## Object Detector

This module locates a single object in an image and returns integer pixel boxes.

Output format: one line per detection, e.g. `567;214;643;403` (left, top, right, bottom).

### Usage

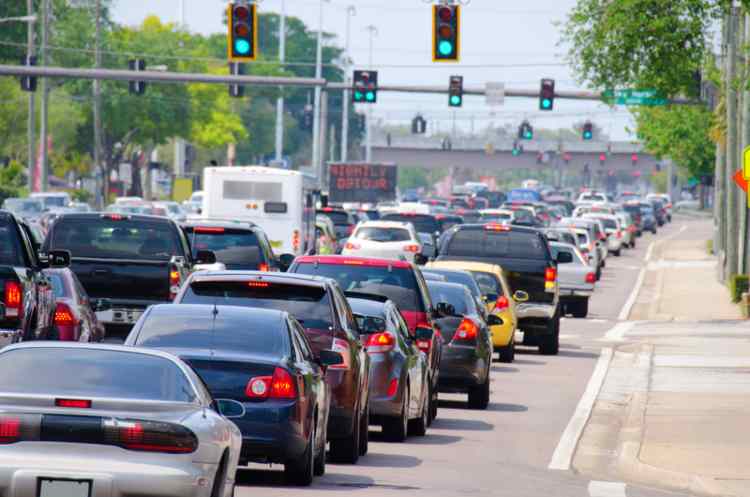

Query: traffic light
511;141;523;156
631;153;639;165
599;153;607;165
227;3;258;62
301;104;313;131
20;55;37;92
539;78;555;111
353;70;378;104
448;75;463;107
433;5;460;62
582;121;593;140
228;62;244;98
412;115;427;134
519;121;533;140
128;59;146;95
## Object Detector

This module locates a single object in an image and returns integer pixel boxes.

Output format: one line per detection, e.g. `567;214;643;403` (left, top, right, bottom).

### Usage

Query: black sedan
348;294;432;442
427;281;495;410
125;304;341;486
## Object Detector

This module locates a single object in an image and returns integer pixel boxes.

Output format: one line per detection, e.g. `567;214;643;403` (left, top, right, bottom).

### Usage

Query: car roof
53;212;172;223
427;260;506;276
347;297;389;316
189;270;331;287
2;340;187;364
182;219;257;230
295;255;414;270
356;220;413;230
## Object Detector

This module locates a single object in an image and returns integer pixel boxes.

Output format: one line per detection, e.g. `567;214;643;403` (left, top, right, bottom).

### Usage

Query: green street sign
601;89;668;106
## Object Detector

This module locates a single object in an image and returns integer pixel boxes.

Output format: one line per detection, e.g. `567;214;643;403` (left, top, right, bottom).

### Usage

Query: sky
111;0;636;141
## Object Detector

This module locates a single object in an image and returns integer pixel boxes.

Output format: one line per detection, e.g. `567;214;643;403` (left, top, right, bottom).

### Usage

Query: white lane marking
588;481;627;497
548;347;613;470
617;266;646;321
600;321;635;342
644;240;655;263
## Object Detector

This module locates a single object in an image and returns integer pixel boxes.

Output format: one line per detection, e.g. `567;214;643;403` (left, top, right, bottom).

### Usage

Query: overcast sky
112;0;636;141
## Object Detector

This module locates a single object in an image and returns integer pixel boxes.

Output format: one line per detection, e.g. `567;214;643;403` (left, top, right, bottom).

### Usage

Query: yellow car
425;260;519;362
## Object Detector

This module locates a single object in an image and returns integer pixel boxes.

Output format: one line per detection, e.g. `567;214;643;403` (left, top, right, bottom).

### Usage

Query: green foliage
70;188;91;203
729;274;749;303
398;168;430;190
0;161;28;203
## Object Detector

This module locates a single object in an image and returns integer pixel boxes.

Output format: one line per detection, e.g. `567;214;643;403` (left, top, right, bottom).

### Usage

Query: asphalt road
234;220;692;497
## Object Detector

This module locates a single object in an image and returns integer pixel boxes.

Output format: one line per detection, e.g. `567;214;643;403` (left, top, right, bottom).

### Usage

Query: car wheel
601;258;606;268
467;374;490;410
285;423;315;485
572;299;589;319
210;456;228;497
328;410;360;464
408;390;428;437
429;381;439;424
313;415;326;477
358;402;369;456
539;312;560;356
613;249;621;257
382;386;409;442
596;267;602;281
498;338;515;363
652;228;657;234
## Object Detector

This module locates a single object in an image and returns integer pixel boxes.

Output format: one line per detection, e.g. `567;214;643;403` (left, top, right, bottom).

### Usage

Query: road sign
743;146;750;180
602;89;667;106
328;163;397;203
485;82;505;106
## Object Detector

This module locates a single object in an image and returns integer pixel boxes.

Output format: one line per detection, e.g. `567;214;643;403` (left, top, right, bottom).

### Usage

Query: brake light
55;398;91;409
248;281;270;288
3;281;22;319
104;419;198;453
616;231;622;239
403;244;420;253
169;268;181;300
102;213;127;221
246;367;297;400
329;338;352;370
342;259;365;265
258;262;270;272
586;272;596;284
0;417;20;444
366;332;395;353
193;226;225;234
545;267;557;282
53;303;76;341
484;223;510;232
495;295;509;310
322;207;333;212
292;230;300;252
345;242;361;250
453;318;478;342
386;378;399;397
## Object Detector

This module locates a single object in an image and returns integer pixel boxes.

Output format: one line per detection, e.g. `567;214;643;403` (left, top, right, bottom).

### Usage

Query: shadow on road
354;452;423;468
236;468;376;490
430;417;494;431
491;365;520;373
408;433;463;445
486;402;528;412
511;357;547;365
556;349;599;359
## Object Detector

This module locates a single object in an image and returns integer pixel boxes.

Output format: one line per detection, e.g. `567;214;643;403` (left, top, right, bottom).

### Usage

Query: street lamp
0;15;37;23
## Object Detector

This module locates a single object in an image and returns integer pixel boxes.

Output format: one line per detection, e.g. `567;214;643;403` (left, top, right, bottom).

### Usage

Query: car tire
497;338;515;363
408;391;428;437
329;411;360;464
652;228;657;234
539;312;560;356
428;380;438;425
601;258;606;268
572;299;589;319
358;402;369;456
467;373;490;410
382;386;409;443
210;455;230;497
596;267;602;281
613;249;621;257
285;423;315;486
313;415;326;477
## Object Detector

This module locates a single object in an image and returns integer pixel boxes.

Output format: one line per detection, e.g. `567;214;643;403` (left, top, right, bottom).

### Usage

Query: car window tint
355;227;411;242
0;348;196;402
0;222;24;267
471;271;504;296
380;214;439;234
292;323;314;361
445;229;547;259
427;282;470;315
47;273;68;298
185;228;263;266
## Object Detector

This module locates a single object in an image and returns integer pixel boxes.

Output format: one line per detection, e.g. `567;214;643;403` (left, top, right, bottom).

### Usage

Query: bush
729;274;749;303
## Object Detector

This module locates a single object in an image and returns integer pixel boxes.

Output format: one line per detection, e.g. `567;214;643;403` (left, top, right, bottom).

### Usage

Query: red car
289;255;443;423
43;268;105;342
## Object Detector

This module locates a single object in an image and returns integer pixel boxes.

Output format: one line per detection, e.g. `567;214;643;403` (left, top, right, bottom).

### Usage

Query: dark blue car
125;304;342;486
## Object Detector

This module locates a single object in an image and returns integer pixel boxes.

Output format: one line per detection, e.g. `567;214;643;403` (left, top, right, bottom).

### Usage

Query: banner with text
328;163;398;203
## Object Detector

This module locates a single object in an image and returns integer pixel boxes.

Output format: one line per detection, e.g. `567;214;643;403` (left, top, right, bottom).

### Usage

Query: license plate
39;479;91;497
97;308;142;324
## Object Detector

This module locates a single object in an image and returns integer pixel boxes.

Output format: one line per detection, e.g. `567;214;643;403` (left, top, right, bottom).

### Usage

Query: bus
202;166;319;256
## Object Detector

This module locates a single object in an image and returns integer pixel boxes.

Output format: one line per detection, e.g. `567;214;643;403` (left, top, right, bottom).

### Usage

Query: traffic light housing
128;59;146;95
301;104;313;131
227;3;258;62
448;75;463;107
353;70;378;104
433;5;460;62
519;121;533;140
539;78;555;111
511;141;523;156
20;55;37;92
582;121;593;140
412;115;427;134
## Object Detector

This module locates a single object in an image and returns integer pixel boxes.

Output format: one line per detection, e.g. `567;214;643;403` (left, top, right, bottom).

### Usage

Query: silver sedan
0;343;242;497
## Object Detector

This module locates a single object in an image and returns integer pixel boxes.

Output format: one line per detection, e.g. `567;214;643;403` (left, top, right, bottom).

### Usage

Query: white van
202;166;318;256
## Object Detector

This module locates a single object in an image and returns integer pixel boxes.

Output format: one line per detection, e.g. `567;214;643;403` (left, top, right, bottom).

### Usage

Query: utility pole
725;6;740;277
319;90;328;188
740;12;750;274
715;11;730;281
341;6;355;162
743;12;750;273
26;0;35;192
365;24;378;163
273;0;286;163
311;0;326;185
93;0;103;207
39;0;49;192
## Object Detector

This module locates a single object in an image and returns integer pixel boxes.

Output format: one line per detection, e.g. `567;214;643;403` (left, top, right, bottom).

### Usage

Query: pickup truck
42;213;214;338
437;223;569;355
0;210;69;346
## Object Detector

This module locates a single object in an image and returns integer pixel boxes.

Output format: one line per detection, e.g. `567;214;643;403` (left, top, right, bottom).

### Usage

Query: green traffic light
354;90;363;101
524;131;533;139
366;91;375;102
234;39;250;55
512;148;520;157
438;40;454;56
450;95;462;106
541;98;552;109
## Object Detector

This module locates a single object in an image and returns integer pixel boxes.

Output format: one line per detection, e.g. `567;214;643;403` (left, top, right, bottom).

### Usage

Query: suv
174;270;370;464
380;213;441;237
289;255;442;422
317;207;358;248
437;223;568;355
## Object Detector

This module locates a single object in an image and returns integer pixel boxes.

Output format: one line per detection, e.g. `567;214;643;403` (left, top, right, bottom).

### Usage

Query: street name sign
602;89;667;106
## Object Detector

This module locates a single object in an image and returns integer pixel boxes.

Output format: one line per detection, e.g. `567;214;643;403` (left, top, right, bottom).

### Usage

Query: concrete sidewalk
574;218;750;497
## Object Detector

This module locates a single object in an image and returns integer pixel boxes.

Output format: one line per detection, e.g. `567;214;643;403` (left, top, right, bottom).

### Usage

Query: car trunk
72;258;170;302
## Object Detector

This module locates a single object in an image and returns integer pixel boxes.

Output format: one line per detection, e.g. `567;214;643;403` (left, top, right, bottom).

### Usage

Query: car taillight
344;242;361;250
545;267;557;291
616;231;622;239
599;234;606;241
0;417;20;444
258;262;270;272
329;338;352;370
586;272;596;284
245;367;297;400
495;295;509;310
386;378;399;397
366;332;395;353
55;398;91;408
103;418;198;453
169;268;181;300
453;318;478;343
403;244;421;253
3;281;22;319
53;303;77;341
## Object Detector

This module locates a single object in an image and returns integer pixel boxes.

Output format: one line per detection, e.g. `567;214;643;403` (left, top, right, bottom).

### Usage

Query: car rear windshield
428;283;474;315
590;218;617;230
185;228;263;266
424;270;481;299
437;219;462;232
318;211;350;225
182;281;334;330
293;263;424;312
356;227;411;242
381;214;439;234
444;229;548;260
0;348;195;402
470;271;504;297
0;221;24;266
48;217;179;260
134;308;285;355
577;233;589;244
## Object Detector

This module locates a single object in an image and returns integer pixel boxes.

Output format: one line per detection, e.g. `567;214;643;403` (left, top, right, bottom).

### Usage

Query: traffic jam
0;169;674;496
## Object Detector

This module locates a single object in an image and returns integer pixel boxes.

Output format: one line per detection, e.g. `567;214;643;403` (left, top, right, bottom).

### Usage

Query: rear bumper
234;401;307;464
438;346;485;392
515;301;556;320
559;288;593;300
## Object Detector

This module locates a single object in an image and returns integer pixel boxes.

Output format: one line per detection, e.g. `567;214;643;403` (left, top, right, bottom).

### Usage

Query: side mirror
195;250;216;265
94;298;112;312
556;252;574;264
513;290;530;303
46;250;71;268
435;302;456;317
415;325;434;341
487;314;504;326
318;349;344;368
215;398;246;419
278;253;296;272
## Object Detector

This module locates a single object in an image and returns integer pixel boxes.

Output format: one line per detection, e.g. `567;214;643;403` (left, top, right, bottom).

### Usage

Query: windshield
381;214;439;234
427;282;473;315
3;199;42;214
355;227;411;242
444;229;549;260
185;228;263;267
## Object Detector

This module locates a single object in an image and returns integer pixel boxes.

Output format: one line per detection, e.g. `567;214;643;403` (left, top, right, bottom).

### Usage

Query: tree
0;161;27;202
